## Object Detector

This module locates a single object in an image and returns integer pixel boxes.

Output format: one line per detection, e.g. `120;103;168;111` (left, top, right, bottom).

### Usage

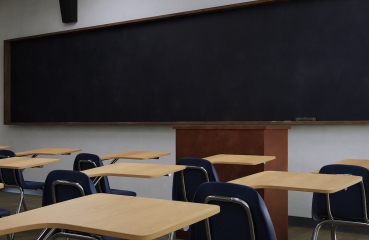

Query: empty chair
42;169;96;207
311;164;369;240
189;182;277;240
169;157;220;240
73;153;136;196
172;157;220;202
39;169;121;240
0;150;44;214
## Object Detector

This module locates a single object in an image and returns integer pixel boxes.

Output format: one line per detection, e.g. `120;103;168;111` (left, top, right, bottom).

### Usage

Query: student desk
229;171;362;239
0;146;11;150
0;157;60;214
100;151;171;164
204;154;275;165
229;171;362;193
16;148;81;158
0;194;219;240
82;162;185;185
312;159;369;173
0;157;60;169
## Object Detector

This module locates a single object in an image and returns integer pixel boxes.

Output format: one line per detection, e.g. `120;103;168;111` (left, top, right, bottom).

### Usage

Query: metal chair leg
168;232;174;240
331;224;338;240
311;220;325;240
22;197;28;211
47;232;99;240
36;228;53;240
39;228;57;240
16;187;25;214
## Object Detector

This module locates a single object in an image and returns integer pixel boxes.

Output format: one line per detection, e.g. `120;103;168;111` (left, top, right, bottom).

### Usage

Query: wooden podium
173;125;290;240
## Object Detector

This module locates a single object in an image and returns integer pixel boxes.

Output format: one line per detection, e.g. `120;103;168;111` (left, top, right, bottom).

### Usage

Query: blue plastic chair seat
23;181;44;189
43;170;123;240
312;164;369;221
311;164;369;240
190;182;276;240
172;157;220;202
110;189;136;196
0;208;10;217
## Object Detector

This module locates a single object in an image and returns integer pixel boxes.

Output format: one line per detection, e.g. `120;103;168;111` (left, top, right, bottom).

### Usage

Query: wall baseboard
289;216;369;235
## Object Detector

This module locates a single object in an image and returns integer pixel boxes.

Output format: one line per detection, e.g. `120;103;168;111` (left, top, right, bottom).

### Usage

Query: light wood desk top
229;171;362;193
0;157;60;169
82;162;185;178
312;159;369;173
204;154;275;165
0;146;11;150
16;148;81;157
0;183;3;189
0;194;219;239
100;151;170;161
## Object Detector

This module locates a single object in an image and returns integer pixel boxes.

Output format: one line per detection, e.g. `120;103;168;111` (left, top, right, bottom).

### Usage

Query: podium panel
173;125;290;240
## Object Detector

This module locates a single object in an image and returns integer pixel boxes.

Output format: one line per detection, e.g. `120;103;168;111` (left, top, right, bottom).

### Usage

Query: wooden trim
4;40;11;125
173;126;291;130
5;121;369;125
5;0;285;43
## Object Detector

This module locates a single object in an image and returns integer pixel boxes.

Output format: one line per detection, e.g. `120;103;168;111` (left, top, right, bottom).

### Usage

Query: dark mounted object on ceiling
59;0;77;23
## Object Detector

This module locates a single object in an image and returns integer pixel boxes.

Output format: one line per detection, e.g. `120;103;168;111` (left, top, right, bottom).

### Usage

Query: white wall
1;0;369;218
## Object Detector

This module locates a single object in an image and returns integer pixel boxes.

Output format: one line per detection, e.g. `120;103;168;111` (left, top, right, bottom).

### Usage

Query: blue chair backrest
73;153;113;194
0;150;26;186
189;182;276;240
312;164;369;221
42;170;97;207
172;158;220;202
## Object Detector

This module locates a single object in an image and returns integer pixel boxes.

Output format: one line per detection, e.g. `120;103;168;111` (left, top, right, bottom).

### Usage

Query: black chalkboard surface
5;0;369;124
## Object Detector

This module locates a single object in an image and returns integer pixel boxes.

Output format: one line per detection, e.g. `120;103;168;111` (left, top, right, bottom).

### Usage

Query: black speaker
59;0;77;23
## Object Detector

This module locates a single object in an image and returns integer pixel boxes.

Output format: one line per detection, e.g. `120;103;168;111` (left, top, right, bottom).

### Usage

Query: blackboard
5;0;369;124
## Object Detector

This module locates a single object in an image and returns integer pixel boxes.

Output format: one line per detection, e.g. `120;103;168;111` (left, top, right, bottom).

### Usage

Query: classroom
1;0;369;239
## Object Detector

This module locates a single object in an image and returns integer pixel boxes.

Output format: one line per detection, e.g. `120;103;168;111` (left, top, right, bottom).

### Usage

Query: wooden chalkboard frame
4;0;369;125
